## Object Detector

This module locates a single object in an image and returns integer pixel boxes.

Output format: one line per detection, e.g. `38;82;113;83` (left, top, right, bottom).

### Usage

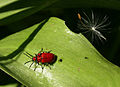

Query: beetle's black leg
38;63;44;72
29;62;34;69
34;63;37;71
46;63;51;69
48;65;51;69
39;63;44;72
38;48;43;53
47;50;52;53
24;60;32;65
41;65;44;72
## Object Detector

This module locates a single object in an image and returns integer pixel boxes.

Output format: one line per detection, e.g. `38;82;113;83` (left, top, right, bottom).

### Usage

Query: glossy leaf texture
0;17;120;87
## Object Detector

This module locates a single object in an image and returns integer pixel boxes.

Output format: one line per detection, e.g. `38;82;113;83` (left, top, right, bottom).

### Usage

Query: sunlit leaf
0;17;120;87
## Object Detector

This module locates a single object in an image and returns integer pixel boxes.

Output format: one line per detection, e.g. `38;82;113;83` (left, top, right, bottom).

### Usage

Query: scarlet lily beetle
24;48;57;71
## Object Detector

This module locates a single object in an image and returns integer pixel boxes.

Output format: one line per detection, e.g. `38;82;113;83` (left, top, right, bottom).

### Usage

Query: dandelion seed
77;11;110;44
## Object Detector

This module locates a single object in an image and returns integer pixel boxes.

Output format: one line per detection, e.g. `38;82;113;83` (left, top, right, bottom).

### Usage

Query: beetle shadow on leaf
0;18;49;65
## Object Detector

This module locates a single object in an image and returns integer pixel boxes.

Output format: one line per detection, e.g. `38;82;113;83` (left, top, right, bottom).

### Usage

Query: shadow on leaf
0;19;49;63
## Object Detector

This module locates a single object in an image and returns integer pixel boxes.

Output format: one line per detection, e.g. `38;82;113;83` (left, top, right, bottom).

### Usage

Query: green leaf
0;84;19;87
51;0;120;10
0;0;58;25
0;17;120;87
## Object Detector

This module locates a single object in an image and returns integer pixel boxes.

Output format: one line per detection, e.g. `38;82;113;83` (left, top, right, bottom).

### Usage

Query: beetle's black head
49;55;57;65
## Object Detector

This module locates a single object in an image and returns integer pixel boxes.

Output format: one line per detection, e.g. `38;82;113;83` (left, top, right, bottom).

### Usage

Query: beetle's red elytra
24;48;57;71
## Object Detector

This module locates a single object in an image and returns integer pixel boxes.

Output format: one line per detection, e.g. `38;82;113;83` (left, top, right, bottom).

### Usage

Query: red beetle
24;48;57;71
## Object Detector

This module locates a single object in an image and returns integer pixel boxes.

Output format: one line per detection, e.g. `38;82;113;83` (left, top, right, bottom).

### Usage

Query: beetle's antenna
25;52;34;57
24;53;32;59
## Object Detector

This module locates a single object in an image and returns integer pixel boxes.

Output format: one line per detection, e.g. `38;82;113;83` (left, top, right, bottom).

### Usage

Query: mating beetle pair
24;48;57;71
